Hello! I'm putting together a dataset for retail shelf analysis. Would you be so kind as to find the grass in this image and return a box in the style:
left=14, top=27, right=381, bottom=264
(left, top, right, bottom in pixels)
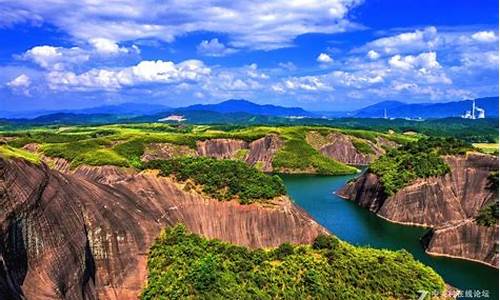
left=272, top=127, right=358, bottom=175
left=351, top=138, right=375, bottom=155
left=0, top=144, right=41, bottom=164
left=141, top=225, right=445, bottom=300
left=0, top=124, right=414, bottom=173
left=473, top=143, right=499, bottom=155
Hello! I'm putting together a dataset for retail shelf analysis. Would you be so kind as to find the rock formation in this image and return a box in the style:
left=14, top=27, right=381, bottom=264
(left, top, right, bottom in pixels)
left=337, top=153, right=499, bottom=267
left=306, top=131, right=386, bottom=165
left=0, top=157, right=326, bottom=299
left=141, top=134, right=283, bottom=172
left=196, top=138, right=248, bottom=159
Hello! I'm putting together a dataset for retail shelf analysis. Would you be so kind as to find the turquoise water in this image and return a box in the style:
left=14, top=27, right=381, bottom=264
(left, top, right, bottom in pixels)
left=280, top=174, right=499, bottom=299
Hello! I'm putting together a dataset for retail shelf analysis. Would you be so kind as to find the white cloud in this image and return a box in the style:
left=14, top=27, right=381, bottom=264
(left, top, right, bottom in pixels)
left=20, top=42, right=139, bottom=70
left=197, top=38, right=237, bottom=57
left=367, top=50, right=380, bottom=60
left=246, top=63, right=269, bottom=79
left=317, top=53, right=334, bottom=64
left=22, top=45, right=89, bottom=70
left=1, top=0, right=363, bottom=50
left=388, top=52, right=441, bottom=71
left=471, top=31, right=498, bottom=43
left=7, top=74, right=31, bottom=88
left=272, top=76, right=333, bottom=93
left=89, top=38, right=131, bottom=54
left=47, top=59, right=211, bottom=91
left=362, top=26, right=438, bottom=54
left=272, top=50, right=453, bottom=99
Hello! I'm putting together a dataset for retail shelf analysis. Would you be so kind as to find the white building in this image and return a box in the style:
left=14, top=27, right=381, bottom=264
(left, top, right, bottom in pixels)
left=158, top=115, right=186, bottom=122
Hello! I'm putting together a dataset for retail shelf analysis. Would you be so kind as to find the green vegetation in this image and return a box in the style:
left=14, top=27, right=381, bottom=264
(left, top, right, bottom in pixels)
left=141, top=225, right=445, bottom=300
left=273, top=128, right=358, bottom=175
left=143, top=157, right=286, bottom=204
left=473, top=143, right=499, bottom=155
left=476, top=200, right=499, bottom=227
left=41, top=138, right=129, bottom=168
left=370, top=137, right=473, bottom=196
left=476, top=172, right=499, bottom=227
left=351, top=138, right=375, bottom=155
left=0, top=144, right=41, bottom=164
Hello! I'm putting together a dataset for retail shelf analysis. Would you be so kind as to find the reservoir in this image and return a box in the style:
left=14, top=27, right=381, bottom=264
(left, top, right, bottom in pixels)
left=280, top=174, right=499, bottom=299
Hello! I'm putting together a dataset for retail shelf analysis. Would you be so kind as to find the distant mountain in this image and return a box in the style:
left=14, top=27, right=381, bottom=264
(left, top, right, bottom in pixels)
left=72, top=103, right=171, bottom=116
left=353, top=97, right=499, bottom=119
left=0, top=103, right=171, bottom=119
left=8, top=113, right=127, bottom=125
left=177, top=99, right=315, bottom=117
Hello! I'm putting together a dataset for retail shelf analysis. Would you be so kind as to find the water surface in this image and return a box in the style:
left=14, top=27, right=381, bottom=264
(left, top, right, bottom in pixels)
left=280, top=174, right=499, bottom=299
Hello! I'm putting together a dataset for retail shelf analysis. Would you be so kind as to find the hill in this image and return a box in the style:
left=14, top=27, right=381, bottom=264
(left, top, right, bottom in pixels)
left=353, top=97, right=499, bottom=119
left=179, top=99, right=315, bottom=117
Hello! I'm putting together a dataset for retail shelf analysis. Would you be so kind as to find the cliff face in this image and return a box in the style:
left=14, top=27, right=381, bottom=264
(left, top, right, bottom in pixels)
left=245, top=134, right=283, bottom=172
left=306, top=131, right=386, bottom=165
left=0, top=157, right=325, bottom=299
left=337, top=153, right=499, bottom=267
left=422, top=220, right=499, bottom=267
left=196, top=139, right=248, bottom=159
left=171, top=134, right=282, bottom=172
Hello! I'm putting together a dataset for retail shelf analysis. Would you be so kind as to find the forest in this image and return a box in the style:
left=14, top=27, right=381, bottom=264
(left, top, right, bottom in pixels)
left=141, top=225, right=445, bottom=300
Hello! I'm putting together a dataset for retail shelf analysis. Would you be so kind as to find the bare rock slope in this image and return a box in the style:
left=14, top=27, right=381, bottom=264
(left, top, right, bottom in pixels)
left=337, top=153, right=499, bottom=267
left=306, top=131, right=389, bottom=165
left=0, top=157, right=326, bottom=299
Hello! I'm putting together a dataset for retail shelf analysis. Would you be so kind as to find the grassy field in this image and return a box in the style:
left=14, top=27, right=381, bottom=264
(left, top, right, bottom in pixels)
left=473, top=143, right=499, bottom=154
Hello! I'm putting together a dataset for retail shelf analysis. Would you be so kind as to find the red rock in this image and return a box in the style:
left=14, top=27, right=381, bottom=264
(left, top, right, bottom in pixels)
left=0, top=157, right=326, bottom=299
left=337, top=153, right=499, bottom=267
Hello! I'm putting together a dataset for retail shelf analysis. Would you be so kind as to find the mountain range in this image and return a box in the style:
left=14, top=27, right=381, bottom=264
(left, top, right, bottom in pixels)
left=1, top=97, right=498, bottom=123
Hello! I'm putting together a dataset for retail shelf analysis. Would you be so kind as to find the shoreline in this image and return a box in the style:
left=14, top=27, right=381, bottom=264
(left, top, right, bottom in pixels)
left=334, top=192, right=499, bottom=270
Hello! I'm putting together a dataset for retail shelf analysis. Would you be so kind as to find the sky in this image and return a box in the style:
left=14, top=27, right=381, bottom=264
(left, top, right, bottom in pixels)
left=0, top=0, right=498, bottom=112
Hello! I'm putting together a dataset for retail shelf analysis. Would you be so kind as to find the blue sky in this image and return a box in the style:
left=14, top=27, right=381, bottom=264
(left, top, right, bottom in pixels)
left=0, top=0, right=498, bottom=112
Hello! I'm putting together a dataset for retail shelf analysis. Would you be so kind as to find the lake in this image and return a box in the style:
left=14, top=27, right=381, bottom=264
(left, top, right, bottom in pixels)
left=280, top=174, right=499, bottom=299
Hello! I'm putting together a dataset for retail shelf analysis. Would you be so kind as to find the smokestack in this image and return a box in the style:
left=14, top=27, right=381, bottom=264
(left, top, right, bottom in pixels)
left=472, top=99, right=476, bottom=120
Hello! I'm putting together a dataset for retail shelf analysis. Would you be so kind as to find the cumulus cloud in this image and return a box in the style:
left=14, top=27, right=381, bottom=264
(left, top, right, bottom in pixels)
left=47, top=59, right=211, bottom=91
left=361, top=26, right=439, bottom=54
left=21, top=45, right=89, bottom=70
left=89, top=38, right=133, bottom=54
left=388, top=52, right=441, bottom=71
left=0, top=0, right=363, bottom=50
left=272, top=50, right=455, bottom=100
left=317, top=53, right=334, bottom=64
left=471, top=31, right=498, bottom=43
left=197, top=38, right=237, bottom=57
left=20, top=42, right=139, bottom=70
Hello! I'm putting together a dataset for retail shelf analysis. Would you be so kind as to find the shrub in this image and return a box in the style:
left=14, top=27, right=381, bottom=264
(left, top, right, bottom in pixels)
left=370, top=137, right=472, bottom=196
left=143, top=157, right=287, bottom=204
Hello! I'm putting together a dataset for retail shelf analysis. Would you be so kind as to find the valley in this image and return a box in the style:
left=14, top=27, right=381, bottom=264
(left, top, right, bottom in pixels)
left=0, top=122, right=498, bottom=299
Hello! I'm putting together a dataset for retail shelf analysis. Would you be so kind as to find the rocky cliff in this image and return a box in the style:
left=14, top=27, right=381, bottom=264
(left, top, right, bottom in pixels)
left=337, top=153, right=499, bottom=267
left=0, top=157, right=326, bottom=299
left=306, top=131, right=388, bottom=165
left=141, top=134, right=283, bottom=172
